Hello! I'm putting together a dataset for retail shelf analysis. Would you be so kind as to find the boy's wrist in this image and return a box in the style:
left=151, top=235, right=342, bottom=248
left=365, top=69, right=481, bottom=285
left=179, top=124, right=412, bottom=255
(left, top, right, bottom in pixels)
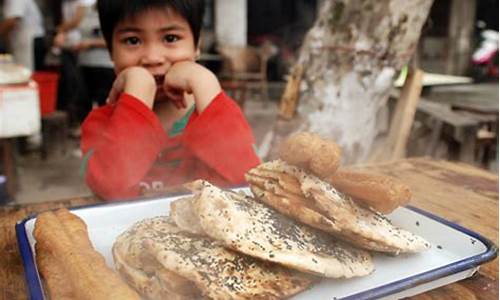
left=190, top=67, right=221, bottom=113
left=123, top=68, right=156, bottom=108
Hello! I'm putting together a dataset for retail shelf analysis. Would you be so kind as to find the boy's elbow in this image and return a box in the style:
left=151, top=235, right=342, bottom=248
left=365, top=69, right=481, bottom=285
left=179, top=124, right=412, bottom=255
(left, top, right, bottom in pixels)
left=83, top=153, right=143, bottom=200
left=86, top=172, right=140, bottom=201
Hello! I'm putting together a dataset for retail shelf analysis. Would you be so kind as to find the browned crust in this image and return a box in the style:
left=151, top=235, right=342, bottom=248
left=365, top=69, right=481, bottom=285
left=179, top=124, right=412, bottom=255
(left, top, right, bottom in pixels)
left=34, top=208, right=140, bottom=300
left=279, top=132, right=341, bottom=178
left=35, top=242, right=74, bottom=300
left=328, top=169, right=412, bottom=214
left=279, top=131, right=411, bottom=213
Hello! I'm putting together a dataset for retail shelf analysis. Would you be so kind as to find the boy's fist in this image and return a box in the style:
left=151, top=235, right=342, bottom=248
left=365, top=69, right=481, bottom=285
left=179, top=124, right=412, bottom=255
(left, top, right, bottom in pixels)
left=106, top=62, right=222, bottom=113
left=163, top=61, right=221, bottom=113
left=108, top=67, right=156, bottom=108
left=162, top=61, right=196, bottom=109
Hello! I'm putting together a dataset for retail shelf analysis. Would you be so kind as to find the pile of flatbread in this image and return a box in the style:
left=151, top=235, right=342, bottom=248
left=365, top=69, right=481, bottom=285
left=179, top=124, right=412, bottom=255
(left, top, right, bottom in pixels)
left=246, top=160, right=430, bottom=254
left=113, top=180, right=376, bottom=299
left=113, top=135, right=430, bottom=299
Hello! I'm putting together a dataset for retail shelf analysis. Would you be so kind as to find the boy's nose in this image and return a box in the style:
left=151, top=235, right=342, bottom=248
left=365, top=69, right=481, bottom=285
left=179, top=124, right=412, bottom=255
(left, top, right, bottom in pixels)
left=140, top=45, right=167, bottom=69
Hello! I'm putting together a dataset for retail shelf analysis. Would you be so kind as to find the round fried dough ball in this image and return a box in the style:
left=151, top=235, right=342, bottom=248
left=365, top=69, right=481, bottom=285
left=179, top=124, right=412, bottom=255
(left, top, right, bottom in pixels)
left=279, top=132, right=341, bottom=178
left=309, top=141, right=342, bottom=178
left=279, top=132, right=321, bottom=168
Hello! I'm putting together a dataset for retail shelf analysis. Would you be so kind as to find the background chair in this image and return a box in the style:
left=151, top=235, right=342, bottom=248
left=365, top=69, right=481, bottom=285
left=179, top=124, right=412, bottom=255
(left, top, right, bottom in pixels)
left=217, top=41, right=277, bottom=103
left=220, top=80, right=248, bottom=109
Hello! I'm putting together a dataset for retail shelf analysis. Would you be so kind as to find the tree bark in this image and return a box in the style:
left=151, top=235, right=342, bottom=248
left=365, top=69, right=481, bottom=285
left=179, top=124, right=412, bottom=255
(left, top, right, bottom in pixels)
left=264, top=0, right=433, bottom=165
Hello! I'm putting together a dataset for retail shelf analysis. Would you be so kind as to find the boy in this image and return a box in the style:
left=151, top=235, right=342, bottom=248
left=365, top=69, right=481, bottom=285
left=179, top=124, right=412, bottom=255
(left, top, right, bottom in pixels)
left=81, top=0, right=260, bottom=200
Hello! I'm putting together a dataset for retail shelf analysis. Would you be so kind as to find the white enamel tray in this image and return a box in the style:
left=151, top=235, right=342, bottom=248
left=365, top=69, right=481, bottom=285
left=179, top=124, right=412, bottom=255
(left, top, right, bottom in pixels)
left=16, top=188, right=497, bottom=300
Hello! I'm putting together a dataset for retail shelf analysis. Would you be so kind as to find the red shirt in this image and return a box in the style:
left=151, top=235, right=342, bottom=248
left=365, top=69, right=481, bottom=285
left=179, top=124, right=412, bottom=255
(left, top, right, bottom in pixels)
left=81, top=91, right=260, bottom=200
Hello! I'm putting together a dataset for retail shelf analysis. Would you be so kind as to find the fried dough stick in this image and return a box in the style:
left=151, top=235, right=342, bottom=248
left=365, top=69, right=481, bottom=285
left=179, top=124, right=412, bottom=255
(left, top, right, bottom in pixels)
left=35, top=242, right=74, bottom=300
left=327, top=169, right=412, bottom=214
left=34, top=209, right=140, bottom=300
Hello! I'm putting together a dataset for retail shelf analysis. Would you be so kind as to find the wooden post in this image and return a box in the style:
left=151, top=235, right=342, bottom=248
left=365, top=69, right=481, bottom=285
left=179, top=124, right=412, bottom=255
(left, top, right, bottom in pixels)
left=278, top=64, right=303, bottom=120
left=425, top=119, right=444, bottom=156
left=458, top=126, right=478, bottom=164
left=371, top=68, right=424, bottom=162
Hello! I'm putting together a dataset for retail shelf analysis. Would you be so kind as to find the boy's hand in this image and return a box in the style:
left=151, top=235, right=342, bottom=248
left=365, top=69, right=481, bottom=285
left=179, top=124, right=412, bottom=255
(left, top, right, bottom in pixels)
left=163, top=61, right=221, bottom=112
left=108, top=67, right=156, bottom=109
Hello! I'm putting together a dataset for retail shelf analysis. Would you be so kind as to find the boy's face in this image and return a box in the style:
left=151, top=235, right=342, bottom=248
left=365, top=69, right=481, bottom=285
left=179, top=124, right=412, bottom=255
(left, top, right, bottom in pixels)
left=111, top=8, right=199, bottom=77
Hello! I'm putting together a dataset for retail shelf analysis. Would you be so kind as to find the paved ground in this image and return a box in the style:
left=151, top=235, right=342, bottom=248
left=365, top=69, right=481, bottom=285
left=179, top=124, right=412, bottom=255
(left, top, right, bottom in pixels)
left=13, top=139, right=91, bottom=204
left=3, top=82, right=498, bottom=205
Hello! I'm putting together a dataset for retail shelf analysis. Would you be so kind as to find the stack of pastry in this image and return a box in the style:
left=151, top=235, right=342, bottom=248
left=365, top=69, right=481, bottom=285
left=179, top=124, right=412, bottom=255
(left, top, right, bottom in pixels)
left=33, top=132, right=431, bottom=300
left=112, top=132, right=430, bottom=299
left=245, top=132, right=430, bottom=254
left=113, top=180, right=375, bottom=299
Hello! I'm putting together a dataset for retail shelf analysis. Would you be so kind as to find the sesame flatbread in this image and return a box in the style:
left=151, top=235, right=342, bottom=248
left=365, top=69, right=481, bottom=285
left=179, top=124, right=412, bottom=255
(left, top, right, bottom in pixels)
left=112, top=217, right=201, bottom=300
left=114, top=216, right=314, bottom=300
left=188, top=180, right=374, bottom=278
left=249, top=161, right=430, bottom=254
left=246, top=168, right=402, bottom=253
left=170, top=196, right=205, bottom=235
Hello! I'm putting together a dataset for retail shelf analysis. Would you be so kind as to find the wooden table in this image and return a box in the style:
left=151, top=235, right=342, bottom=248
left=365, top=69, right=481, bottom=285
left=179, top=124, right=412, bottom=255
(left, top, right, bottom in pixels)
left=0, top=157, right=497, bottom=300
left=394, top=72, right=473, bottom=89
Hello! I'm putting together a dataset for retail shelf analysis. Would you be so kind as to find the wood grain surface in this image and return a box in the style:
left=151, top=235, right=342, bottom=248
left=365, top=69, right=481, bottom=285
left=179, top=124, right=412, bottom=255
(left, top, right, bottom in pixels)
left=0, top=197, right=101, bottom=300
left=358, top=158, right=498, bottom=300
left=0, top=157, right=497, bottom=300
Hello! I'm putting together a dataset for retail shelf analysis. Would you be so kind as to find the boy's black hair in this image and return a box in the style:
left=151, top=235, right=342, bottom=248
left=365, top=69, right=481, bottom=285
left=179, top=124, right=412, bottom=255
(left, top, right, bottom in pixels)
left=97, top=0, right=205, bottom=52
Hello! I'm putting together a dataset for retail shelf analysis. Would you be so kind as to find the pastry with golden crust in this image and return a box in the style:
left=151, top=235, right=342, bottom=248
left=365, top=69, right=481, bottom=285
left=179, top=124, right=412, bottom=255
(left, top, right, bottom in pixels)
left=279, top=131, right=412, bottom=214
left=327, top=169, right=412, bottom=214
left=279, top=132, right=341, bottom=179
left=33, top=208, right=140, bottom=300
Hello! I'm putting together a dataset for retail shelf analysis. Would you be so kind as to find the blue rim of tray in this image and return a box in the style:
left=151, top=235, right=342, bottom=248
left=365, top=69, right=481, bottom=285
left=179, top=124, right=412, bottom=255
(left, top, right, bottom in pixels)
left=16, top=202, right=498, bottom=300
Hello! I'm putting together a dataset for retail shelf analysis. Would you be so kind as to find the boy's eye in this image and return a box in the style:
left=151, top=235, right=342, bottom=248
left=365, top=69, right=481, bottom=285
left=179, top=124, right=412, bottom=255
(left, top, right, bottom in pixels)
left=163, top=34, right=179, bottom=43
left=123, top=36, right=141, bottom=45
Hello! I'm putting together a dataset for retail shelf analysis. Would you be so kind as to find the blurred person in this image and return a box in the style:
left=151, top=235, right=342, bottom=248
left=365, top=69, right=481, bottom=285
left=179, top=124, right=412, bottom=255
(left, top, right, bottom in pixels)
left=53, top=0, right=93, bottom=128
left=80, top=0, right=260, bottom=200
left=0, top=0, right=46, bottom=70
left=72, top=2, right=115, bottom=128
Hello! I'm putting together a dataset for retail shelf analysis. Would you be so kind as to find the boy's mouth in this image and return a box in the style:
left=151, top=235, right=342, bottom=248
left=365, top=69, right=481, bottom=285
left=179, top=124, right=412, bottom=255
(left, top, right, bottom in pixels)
left=153, top=75, right=165, bottom=87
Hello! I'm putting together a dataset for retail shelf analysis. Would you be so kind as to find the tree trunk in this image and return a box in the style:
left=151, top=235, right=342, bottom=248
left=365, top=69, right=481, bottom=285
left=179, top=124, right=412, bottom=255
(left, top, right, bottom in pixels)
left=264, top=0, right=433, bottom=165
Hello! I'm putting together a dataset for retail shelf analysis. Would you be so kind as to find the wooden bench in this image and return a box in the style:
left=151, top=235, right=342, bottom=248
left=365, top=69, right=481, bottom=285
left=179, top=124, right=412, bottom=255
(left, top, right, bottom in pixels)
left=416, top=99, right=498, bottom=164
